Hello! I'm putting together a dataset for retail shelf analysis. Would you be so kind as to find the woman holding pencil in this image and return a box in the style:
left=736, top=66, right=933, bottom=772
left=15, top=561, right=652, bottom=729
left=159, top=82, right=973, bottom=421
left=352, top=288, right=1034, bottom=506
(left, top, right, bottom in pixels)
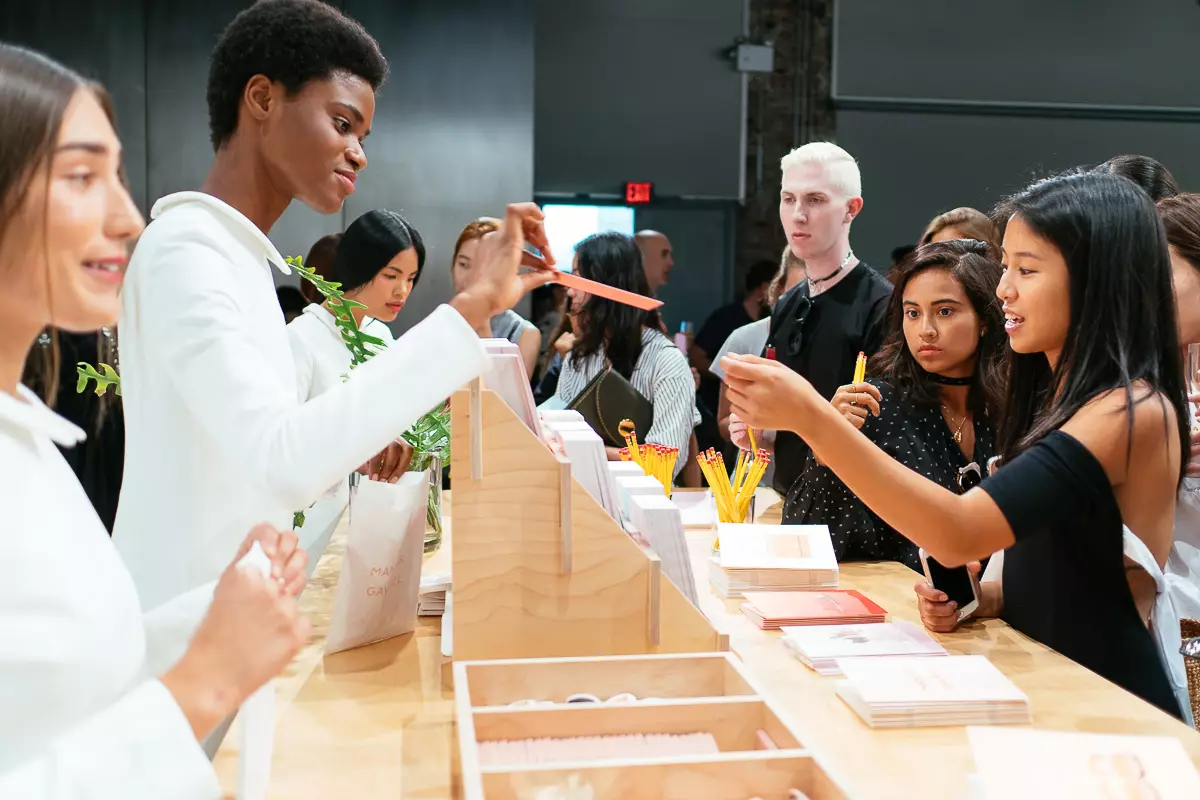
left=721, top=172, right=1185, bottom=719
left=785, top=240, right=1006, bottom=571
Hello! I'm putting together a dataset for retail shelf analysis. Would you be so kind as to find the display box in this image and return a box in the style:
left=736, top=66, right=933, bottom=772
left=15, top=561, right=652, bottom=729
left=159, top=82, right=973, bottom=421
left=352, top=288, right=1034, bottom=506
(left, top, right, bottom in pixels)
left=456, top=652, right=850, bottom=800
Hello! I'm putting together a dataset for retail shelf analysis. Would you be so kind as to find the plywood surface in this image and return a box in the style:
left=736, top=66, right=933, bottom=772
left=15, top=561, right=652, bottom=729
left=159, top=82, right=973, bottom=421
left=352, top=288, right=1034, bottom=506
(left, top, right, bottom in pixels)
left=214, top=493, right=1200, bottom=798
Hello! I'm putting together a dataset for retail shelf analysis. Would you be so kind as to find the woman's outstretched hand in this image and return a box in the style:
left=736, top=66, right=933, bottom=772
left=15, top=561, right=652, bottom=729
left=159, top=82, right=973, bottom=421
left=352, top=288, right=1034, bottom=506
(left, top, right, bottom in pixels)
left=720, top=353, right=821, bottom=435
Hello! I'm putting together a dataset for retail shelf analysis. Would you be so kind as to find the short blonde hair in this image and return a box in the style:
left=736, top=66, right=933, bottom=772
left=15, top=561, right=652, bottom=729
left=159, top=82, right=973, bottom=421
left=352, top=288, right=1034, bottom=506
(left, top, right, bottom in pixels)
left=780, top=141, right=862, bottom=199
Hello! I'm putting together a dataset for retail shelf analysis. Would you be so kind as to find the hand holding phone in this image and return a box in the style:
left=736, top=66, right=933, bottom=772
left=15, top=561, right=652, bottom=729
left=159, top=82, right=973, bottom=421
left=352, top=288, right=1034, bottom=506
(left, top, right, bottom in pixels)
left=917, top=549, right=981, bottom=631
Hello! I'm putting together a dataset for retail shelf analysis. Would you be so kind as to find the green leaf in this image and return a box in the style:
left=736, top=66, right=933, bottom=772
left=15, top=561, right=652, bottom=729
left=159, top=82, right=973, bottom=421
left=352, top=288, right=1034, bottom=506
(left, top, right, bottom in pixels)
left=76, top=362, right=122, bottom=396
left=290, top=253, right=453, bottom=463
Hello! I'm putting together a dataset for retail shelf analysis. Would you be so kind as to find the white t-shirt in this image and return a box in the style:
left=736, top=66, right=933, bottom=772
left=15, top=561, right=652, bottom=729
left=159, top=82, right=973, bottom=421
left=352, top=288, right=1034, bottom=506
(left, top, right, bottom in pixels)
left=707, top=316, right=775, bottom=485
left=709, top=317, right=770, bottom=380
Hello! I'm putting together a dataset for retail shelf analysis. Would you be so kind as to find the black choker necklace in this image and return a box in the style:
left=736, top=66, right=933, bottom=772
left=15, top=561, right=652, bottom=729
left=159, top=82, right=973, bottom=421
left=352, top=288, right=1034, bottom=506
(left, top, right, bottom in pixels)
left=923, top=369, right=973, bottom=386
left=810, top=250, right=854, bottom=287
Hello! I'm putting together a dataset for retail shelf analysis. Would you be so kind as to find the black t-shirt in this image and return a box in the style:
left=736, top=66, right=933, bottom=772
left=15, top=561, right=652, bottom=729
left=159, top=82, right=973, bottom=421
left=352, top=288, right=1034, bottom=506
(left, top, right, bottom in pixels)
left=766, top=263, right=892, bottom=494
left=695, top=302, right=755, bottom=360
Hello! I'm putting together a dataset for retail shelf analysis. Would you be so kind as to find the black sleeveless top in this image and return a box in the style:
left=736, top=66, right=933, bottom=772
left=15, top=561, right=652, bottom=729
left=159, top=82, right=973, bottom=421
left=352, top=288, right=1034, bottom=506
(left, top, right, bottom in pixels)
left=981, top=430, right=1181, bottom=719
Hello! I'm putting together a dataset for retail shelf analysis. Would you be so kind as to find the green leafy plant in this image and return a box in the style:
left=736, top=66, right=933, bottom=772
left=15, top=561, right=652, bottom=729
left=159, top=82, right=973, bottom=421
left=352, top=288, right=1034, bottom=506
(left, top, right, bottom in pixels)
left=286, top=255, right=386, bottom=367
left=76, top=362, right=121, bottom=396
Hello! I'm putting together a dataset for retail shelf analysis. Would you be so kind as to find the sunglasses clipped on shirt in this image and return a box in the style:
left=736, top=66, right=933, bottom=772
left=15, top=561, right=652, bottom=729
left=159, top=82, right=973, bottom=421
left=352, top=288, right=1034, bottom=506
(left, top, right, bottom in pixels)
left=784, top=294, right=813, bottom=358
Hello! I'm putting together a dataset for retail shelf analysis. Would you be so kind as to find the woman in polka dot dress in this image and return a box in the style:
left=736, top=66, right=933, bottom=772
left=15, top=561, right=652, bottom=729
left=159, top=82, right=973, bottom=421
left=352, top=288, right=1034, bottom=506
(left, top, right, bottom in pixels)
left=783, top=239, right=1007, bottom=571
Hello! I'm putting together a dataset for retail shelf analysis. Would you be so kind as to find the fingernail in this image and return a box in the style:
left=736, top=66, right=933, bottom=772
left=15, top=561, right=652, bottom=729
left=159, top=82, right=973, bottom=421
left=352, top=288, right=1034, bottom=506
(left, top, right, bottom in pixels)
left=936, top=593, right=947, bottom=602
left=949, top=602, right=957, bottom=610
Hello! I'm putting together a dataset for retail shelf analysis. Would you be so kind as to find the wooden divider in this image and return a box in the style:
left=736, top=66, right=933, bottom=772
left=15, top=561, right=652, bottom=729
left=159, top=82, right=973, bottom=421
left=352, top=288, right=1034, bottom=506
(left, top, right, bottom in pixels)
left=449, top=384, right=724, bottom=661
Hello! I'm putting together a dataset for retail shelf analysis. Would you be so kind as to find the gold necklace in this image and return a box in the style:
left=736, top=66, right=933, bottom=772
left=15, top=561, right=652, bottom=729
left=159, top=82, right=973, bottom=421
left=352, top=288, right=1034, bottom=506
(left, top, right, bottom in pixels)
left=941, top=404, right=969, bottom=444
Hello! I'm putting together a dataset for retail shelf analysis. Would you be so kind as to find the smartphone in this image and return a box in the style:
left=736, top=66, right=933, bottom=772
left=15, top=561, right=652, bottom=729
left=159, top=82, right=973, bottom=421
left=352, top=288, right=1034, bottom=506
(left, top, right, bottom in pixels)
left=919, top=548, right=980, bottom=621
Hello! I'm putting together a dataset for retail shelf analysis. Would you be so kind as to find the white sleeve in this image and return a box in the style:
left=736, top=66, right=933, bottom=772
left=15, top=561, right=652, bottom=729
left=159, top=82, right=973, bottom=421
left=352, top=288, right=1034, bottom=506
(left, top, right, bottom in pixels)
left=140, top=240, right=489, bottom=512
left=643, top=347, right=698, bottom=478
left=286, top=321, right=317, bottom=403
left=141, top=581, right=218, bottom=679
left=0, top=680, right=219, bottom=800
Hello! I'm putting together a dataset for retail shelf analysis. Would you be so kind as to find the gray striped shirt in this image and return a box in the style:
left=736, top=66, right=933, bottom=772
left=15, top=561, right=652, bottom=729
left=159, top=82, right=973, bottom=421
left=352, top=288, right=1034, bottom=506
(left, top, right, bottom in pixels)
left=557, top=327, right=700, bottom=478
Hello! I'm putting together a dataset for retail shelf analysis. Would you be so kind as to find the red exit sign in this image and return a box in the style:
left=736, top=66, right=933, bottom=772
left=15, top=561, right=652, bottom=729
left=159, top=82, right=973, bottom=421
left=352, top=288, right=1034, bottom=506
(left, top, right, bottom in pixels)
left=625, top=182, right=654, bottom=204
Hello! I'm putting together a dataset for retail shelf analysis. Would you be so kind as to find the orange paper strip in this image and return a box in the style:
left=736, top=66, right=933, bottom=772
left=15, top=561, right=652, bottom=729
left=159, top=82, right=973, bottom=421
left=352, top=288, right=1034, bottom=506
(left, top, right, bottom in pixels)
left=550, top=270, right=664, bottom=311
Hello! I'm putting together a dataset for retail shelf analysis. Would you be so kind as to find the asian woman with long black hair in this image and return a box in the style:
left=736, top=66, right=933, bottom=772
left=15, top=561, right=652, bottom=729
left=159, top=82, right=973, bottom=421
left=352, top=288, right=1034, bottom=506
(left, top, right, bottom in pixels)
left=723, top=172, right=1187, bottom=718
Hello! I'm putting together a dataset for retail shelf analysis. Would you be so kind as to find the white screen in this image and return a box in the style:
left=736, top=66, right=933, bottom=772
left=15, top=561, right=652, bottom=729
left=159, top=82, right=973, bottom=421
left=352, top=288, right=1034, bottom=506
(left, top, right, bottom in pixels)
left=542, top=204, right=636, bottom=272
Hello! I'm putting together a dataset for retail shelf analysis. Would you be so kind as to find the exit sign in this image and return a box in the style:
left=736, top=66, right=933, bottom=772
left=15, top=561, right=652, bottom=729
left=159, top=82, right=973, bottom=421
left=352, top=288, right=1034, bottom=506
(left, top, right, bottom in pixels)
left=625, top=182, right=654, bottom=204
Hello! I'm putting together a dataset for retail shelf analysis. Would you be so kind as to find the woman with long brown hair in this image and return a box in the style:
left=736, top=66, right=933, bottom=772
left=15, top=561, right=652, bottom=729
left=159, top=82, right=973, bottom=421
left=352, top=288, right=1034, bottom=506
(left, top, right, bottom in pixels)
left=0, top=45, right=311, bottom=795
left=784, top=240, right=1006, bottom=570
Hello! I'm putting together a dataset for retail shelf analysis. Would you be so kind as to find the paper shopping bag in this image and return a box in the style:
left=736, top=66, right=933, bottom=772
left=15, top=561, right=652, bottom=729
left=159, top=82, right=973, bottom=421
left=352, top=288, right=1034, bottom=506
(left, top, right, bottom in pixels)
left=325, top=470, right=427, bottom=654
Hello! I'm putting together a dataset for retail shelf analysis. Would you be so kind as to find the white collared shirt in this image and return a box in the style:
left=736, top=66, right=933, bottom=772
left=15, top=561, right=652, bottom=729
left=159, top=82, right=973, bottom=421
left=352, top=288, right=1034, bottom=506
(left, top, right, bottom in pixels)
left=288, top=303, right=395, bottom=403
left=0, top=387, right=219, bottom=798
left=114, top=192, right=488, bottom=612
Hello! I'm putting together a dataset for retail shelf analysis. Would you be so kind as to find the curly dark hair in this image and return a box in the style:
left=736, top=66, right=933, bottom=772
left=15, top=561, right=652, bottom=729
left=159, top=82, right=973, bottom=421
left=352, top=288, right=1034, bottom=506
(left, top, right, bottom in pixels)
left=868, top=239, right=1007, bottom=418
left=206, top=0, right=388, bottom=150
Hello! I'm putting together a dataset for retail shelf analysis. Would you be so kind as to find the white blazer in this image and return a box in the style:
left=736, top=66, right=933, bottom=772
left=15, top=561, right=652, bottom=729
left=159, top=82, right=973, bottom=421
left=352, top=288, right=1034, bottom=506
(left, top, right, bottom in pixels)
left=0, top=387, right=219, bottom=798
left=114, top=192, right=488, bottom=614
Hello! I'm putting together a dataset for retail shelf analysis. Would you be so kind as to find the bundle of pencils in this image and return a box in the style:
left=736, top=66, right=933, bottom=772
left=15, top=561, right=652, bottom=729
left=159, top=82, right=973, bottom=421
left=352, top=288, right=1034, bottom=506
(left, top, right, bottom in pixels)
left=697, top=447, right=770, bottom=526
left=619, top=419, right=678, bottom=495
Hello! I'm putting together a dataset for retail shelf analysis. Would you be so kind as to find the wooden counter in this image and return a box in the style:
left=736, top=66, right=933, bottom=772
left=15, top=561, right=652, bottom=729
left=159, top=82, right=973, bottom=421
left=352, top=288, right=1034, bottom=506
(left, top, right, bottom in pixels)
left=214, top=493, right=1200, bottom=798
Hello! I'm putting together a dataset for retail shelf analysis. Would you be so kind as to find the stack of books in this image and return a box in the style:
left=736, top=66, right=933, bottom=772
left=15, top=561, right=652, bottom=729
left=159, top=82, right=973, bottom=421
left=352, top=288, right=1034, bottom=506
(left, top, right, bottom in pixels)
left=710, top=524, right=838, bottom=598
left=616, top=474, right=670, bottom=521
left=628, top=493, right=697, bottom=606
left=740, top=589, right=886, bottom=630
left=417, top=573, right=450, bottom=617
left=780, top=621, right=947, bottom=676
left=836, top=655, right=1031, bottom=729
left=969, top=727, right=1200, bottom=798
left=482, top=341, right=540, bottom=438
left=672, top=490, right=717, bottom=529
left=543, top=421, right=622, bottom=522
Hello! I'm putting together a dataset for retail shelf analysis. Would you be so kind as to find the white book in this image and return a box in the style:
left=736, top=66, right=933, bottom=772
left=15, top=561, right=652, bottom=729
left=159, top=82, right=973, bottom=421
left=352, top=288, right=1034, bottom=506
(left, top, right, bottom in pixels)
left=629, top=493, right=697, bottom=606
left=556, top=429, right=621, bottom=521
left=482, top=349, right=540, bottom=438
left=836, top=655, right=1030, bottom=729
left=673, top=490, right=717, bottom=528
left=718, top=524, right=837, bottom=572
left=781, top=621, right=946, bottom=676
left=616, top=474, right=669, bottom=521
left=969, top=727, right=1200, bottom=799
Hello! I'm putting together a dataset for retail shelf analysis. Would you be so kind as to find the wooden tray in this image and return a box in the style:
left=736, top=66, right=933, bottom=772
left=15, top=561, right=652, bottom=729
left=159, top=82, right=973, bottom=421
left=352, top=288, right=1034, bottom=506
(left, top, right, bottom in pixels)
left=456, top=652, right=850, bottom=799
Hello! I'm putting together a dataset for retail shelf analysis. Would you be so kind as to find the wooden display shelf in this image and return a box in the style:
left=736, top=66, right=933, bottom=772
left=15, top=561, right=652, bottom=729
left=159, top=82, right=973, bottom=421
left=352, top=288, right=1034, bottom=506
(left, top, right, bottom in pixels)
left=449, top=384, right=725, bottom=661
left=456, top=652, right=849, bottom=800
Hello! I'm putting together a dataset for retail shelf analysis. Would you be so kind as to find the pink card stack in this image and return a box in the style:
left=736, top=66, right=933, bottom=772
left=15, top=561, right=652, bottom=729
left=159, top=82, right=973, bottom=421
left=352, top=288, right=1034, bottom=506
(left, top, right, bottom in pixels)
left=478, top=732, right=719, bottom=766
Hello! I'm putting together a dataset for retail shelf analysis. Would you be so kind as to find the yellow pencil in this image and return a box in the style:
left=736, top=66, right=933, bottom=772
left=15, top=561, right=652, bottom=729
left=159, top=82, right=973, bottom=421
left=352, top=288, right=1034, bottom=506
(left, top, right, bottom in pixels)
left=853, top=351, right=867, bottom=385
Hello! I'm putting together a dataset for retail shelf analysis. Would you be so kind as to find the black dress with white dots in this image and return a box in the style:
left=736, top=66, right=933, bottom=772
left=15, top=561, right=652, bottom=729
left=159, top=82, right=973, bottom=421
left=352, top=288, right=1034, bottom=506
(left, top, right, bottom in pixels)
left=782, top=378, right=995, bottom=572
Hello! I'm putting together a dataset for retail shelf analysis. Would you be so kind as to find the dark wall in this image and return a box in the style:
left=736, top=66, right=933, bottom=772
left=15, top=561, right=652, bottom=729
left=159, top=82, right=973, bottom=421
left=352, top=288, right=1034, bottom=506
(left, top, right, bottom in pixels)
left=2, top=0, right=536, bottom=332
left=1, top=0, right=149, bottom=211
left=345, top=0, right=535, bottom=331
left=831, top=0, right=1200, bottom=267
left=535, top=0, right=744, bottom=200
